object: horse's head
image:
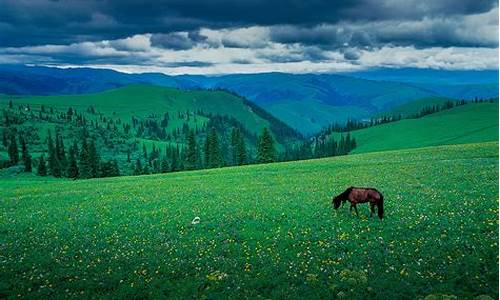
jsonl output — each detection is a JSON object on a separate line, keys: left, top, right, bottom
{"left": 332, "top": 194, "right": 343, "bottom": 209}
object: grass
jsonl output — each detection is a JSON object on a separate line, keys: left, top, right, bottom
{"left": 333, "top": 103, "right": 498, "bottom": 154}
{"left": 0, "top": 84, "right": 273, "bottom": 136}
{"left": 0, "top": 141, "right": 498, "bottom": 299}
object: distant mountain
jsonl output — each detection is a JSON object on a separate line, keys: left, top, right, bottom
{"left": 345, "top": 68, "right": 498, "bottom": 85}
{"left": 0, "top": 65, "right": 497, "bottom": 135}
{"left": 0, "top": 65, "right": 180, "bottom": 95}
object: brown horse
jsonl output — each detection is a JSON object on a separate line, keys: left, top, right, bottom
{"left": 332, "top": 187, "right": 384, "bottom": 219}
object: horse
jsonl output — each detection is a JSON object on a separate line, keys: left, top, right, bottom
{"left": 332, "top": 187, "right": 384, "bottom": 219}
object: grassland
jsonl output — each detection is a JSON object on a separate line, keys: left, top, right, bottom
{"left": 333, "top": 103, "right": 498, "bottom": 154}
{"left": 1, "top": 141, "right": 497, "bottom": 299}
{"left": 1, "top": 85, "right": 274, "bottom": 136}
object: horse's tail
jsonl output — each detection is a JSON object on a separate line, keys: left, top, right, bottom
{"left": 377, "top": 194, "right": 384, "bottom": 219}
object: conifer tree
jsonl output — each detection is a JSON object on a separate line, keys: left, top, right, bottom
{"left": 56, "top": 133, "right": 67, "bottom": 171}
{"left": 133, "top": 158, "right": 143, "bottom": 175}
{"left": 204, "top": 127, "right": 223, "bottom": 168}
{"left": 20, "top": 136, "right": 32, "bottom": 172}
{"left": 47, "top": 130, "right": 62, "bottom": 177}
{"left": 37, "top": 155, "right": 47, "bottom": 176}
{"left": 78, "top": 139, "right": 91, "bottom": 179}
{"left": 230, "top": 127, "right": 240, "bottom": 166}
{"left": 256, "top": 127, "right": 275, "bottom": 164}
{"left": 160, "top": 156, "right": 169, "bottom": 173}
{"left": 7, "top": 133, "right": 19, "bottom": 166}
{"left": 67, "top": 141, "right": 79, "bottom": 178}
{"left": 88, "top": 139, "right": 100, "bottom": 178}
{"left": 236, "top": 132, "right": 247, "bottom": 165}
{"left": 184, "top": 130, "right": 198, "bottom": 170}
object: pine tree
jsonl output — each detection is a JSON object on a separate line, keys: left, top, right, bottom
{"left": 37, "top": 155, "right": 47, "bottom": 176}
{"left": 20, "top": 136, "right": 32, "bottom": 172}
{"left": 47, "top": 130, "right": 61, "bottom": 177}
{"left": 88, "top": 139, "right": 100, "bottom": 178}
{"left": 236, "top": 132, "right": 247, "bottom": 165}
{"left": 160, "top": 156, "right": 169, "bottom": 173}
{"left": 256, "top": 127, "right": 275, "bottom": 164}
{"left": 7, "top": 133, "right": 19, "bottom": 166}
{"left": 66, "top": 141, "right": 79, "bottom": 179}
{"left": 184, "top": 130, "right": 198, "bottom": 170}
{"left": 78, "top": 139, "right": 92, "bottom": 179}
{"left": 230, "top": 127, "right": 240, "bottom": 166}
{"left": 55, "top": 132, "right": 67, "bottom": 171}
{"left": 112, "top": 160, "right": 120, "bottom": 177}
{"left": 133, "top": 158, "right": 143, "bottom": 175}
{"left": 204, "top": 127, "right": 223, "bottom": 168}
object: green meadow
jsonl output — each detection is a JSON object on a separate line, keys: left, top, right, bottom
{"left": 333, "top": 102, "right": 498, "bottom": 154}
{"left": 1, "top": 85, "right": 278, "bottom": 136}
{"left": 1, "top": 142, "right": 498, "bottom": 299}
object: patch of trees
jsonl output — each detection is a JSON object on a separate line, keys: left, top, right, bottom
{"left": 1, "top": 97, "right": 357, "bottom": 180}
{"left": 282, "top": 133, "right": 357, "bottom": 162}
{"left": 317, "top": 98, "right": 495, "bottom": 139}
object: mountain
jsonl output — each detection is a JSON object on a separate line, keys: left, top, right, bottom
{"left": 346, "top": 68, "right": 499, "bottom": 100}
{"left": 1, "top": 65, "right": 498, "bottom": 135}
{"left": 178, "top": 73, "right": 438, "bottom": 134}
{"left": 0, "top": 65, "right": 180, "bottom": 95}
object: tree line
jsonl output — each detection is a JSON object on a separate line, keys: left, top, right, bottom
{"left": 317, "top": 98, "right": 495, "bottom": 138}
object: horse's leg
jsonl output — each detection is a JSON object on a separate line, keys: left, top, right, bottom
{"left": 353, "top": 205, "right": 359, "bottom": 217}
{"left": 350, "top": 204, "right": 353, "bottom": 212}
{"left": 370, "top": 203, "right": 375, "bottom": 217}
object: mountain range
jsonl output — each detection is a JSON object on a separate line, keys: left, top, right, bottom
{"left": 1, "top": 65, "right": 497, "bottom": 135}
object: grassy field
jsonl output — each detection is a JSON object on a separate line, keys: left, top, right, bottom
{"left": 333, "top": 103, "right": 498, "bottom": 154}
{"left": 1, "top": 141, "right": 498, "bottom": 299}
{"left": 0, "top": 85, "right": 275, "bottom": 136}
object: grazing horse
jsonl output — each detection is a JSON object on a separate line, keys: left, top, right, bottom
{"left": 332, "top": 187, "right": 384, "bottom": 219}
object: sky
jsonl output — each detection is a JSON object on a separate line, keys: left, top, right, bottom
{"left": 0, "top": 0, "right": 498, "bottom": 75}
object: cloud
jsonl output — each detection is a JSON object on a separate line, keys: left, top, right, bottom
{"left": 150, "top": 32, "right": 199, "bottom": 50}
{"left": 0, "top": 0, "right": 497, "bottom": 73}
{"left": 269, "top": 6, "right": 499, "bottom": 49}
{"left": 2, "top": 32, "right": 496, "bottom": 75}
{"left": 0, "top": 0, "right": 497, "bottom": 47}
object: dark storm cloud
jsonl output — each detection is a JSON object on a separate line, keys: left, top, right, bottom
{"left": 269, "top": 7, "right": 499, "bottom": 50}
{"left": 0, "top": 0, "right": 497, "bottom": 47}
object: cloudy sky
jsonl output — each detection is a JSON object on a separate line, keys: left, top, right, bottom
{"left": 0, "top": 0, "right": 498, "bottom": 74}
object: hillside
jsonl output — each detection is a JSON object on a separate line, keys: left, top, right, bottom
{"left": 375, "top": 96, "right": 455, "bottom": 117}
{"left": 1, "top": 142, "right": 497, "bottom": 299}
{"left": 4, "top": 85, "right": 287, "bottom": 136}
{"left": 178, "top": 73, "right": 437, "bottom": 134}
{"left": 332, "top": 103, "right": 498, "bottom": 154}
{"left": 0, "top": 85, "right": 302, "bottom": 176}
{"left": 2, "top": 65, "right": 498, "bottom": 135}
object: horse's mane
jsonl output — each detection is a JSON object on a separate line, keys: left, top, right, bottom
{"left": 340, "top": 187, "right": 354, "bottom": 197}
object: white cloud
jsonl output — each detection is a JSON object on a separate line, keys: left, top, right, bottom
{"left": 0, "top": 22, "right": 497, "bottom": 75}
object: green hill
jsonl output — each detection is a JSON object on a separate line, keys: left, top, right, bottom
{"left": 0, "top": 85, "right": 302, "bottom": 176}
{"left": 375, "top": 96, "right": 454, "bottom": 117}
{"left": 332, "top": 103, "right": 498, "bottom": 154}
{"left": 2, "top": 84, "right": 294, "bottom": 138}
{"left": 1, "top": 142, "right": 497, "bottom": 299}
